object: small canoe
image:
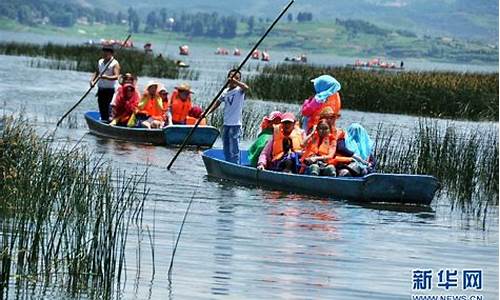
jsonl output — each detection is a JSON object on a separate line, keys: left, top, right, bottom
{"left": 202, "top": 149, "right": 439, "bottom": 205}
{"left": 84, "top": 111, "right": 219, "bottom": 147}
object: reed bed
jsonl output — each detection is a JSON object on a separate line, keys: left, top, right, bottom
{"left": 0, "top": 118, "right": 147, "bottom": 298}
{"left": 0, "top": 42, "right": 199, "bottom": 80}
{"left": 374, "top": 121, "right": 498, "bottom": 220}
{"left": 246, "top": 64, "right": 498, "bottom": 121}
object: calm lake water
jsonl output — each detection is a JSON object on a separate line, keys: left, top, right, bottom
{"left": 0, "top": 39, "right": 498, "bottom": 300}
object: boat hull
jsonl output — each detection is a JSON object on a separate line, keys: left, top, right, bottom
{"left": 202, "top": 149, "right": 439, "bottom": 205}
{"left": 84, "top": 111, "right": 219, "bottom": 147}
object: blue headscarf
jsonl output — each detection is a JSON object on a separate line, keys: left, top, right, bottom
{"left": 345, "top": 123, "right": 374, "bottom": 161}
{"left": 311, "top": 75, "right": 341, "bottom": 103}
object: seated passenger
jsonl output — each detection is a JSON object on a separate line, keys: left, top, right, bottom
{"left": 110, "top": 83, "right": 139, "bottom": 127}
{"left": 170, "top": 83, "right": 193, "bottom": 125}
{"left": 300, "top": 119, "right": 337, "bottom": 176}
{"left": 343, "top": 123, "right": 376, "bottom": 176}
{"left": 137, "top": 81, "right": 164, "bottom": 129}
{"left": 158, "top": 86, "right": 173, "bottom": 126}
{"left": 301, "top": 75, "right": 342, "bottom": 133}
{"left": 257, "top": 112, "right": 303, "bottom": 173}
{"left": 111, "top": 73, "right": 138, "bottom": 117}
{"left": 247, "top": 111, "right": 282, "bottom": 167}
{"left": 186, "top": 106, "right": 207, "bottom": 125}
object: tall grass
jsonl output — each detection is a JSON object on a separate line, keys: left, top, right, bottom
{"left": 0, "top": 42, "right": 199, "bottom": 80}
{"left": 246, "top": 64, "right": 498, "bottom": 121}
{"left": 373, "top": 120, "right": 497, "bottom": 219}
{"left": 0, "top": 118, "right": 147, "bottom": 298}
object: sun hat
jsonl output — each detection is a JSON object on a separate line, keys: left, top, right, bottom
{"left": 264, "top": 111, "right": 283, "bottom": 122}
{"left": 176, "top": 83, "right": 193, "bottom": 93}
{"left": 281, "top": 112, "right": 296, "bottom": 123}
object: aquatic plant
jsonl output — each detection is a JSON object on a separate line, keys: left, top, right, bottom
{"left": 246, "top": 64, "right": 498, "bottom": 121}
{"left": 0, "top": 118, "right": 148, "bottom": 298}
{"left": 0, "top": 42, "right": 199, "bottom": 80}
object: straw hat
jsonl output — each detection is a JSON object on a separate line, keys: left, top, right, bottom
{"left": 176, "top": 83, "right": 194, "bottom": 93}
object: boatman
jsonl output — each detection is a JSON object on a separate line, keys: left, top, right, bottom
{"left": 207, "top": 69, "right": 249, "bottom": 164}
{"left": 90, "top": 45, "right": 120, "bottom": 122}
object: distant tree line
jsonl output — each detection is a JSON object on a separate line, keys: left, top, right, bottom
{"left": 335, "top": 18, "right": 391, "bottom": 37}
{"left": 0, "top": 0, "right": 116, "bottom": 27}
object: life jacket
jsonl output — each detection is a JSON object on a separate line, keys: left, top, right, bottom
{"left": 170, "top": 89, "right": 192, "bottom": 124}
{"left": 308, "top": 93, "right": 342, "bottom": 132}
{"left": 271, "top": 124, "right": 303, "bottom": 162}
{"left": 186, "top": 116, "right": 207, "bottom": 126}
{"left": 137, "top": 96, "right": 164, "bottom": 120}
{"left": 301, "top": 132, "right": 336, "bottom": 164}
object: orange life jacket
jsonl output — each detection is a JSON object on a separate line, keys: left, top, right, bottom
{"left": 138, "top": 96, "right": 164, "bottom": 120}
{"left": 301, "top": 132, "right": 336, "bottom": 164}
{"left": 272, "top": 124, "right": 303, "bottom": 162}
{"left": 170, "top": 89, "right": 192, "bottom": 124}
{"left": 186, "top": 116, "right": 207, "bottom": 126}
{"left": 308, "top": 93, "right": 342, "bottom": 132}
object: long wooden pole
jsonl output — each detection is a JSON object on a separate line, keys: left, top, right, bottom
{"left": 167, "top": 0, "right": 295, "bottom": 170}
{"left": 56, "top": 34, "right": 132, "bottom": 127}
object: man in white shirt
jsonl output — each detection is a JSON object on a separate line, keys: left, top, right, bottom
{"left": 90, "top": 46, "right": 120, "bottom": 122}
{"left": 208, "top": 69, "right": 249, "bottom": 164}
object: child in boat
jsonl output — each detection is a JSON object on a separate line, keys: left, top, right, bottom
{"left": 247, "top": 111, "right": 282, "bottom": 167}
{"left": 137, "top": 81, "right": 164, "bottom": 129}
{"left": 300, "top": 119, "right": 337, "bottom": 176}
{"left": 110, "top": 83, "right": 139, "bottom": 127}
{"left": 170, "top": 83, "right": 193, "bottom": 125}
{"left": 158, "top": 85, "right": 173, "bottom": 126}
{"left": 301, "top": 75, "right": 342, "bottom": 134}
{"left": 257, "top": 112, "right": 303, "bottom": 173}
{"left": 207, "top": 69, "right": 249, "bottom": 164}
{"left": 186, "top": 106, "right": 207, "bottom": 125}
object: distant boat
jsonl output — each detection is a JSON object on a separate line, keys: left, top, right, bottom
{"left": 215, "top": 48, "right": 229, "bottom": 55}
{"left": 100, "top": 39, "right": 134, "bottom": 48}
{"left": 261, "top": 51, "right": 270, "bottom": 62}
{"left": 347, "top": 58, "right": 405, "bottom": 71}
{"left": 175, "top": 60, "right": 190, "bottom": 68}
{"left": 284, "top": 54, "right": 307, "bottom": 63}
{"left": 251, "top": 49, "right": 260, "bottom": 59}
{"left": 233, "top": 48, "right": 241, "bottom": 56}
{"left": 179, "top": 45, "right": 189, "bottom": 56}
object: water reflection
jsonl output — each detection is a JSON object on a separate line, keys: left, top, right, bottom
{"left": 211, "top": 194, "right": 236, "bottom": 296}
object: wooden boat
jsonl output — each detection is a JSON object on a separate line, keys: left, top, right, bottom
{"left": 84, "top": 111, "right": 219, "bottom": 147}
{"left": 202, "top": 149, "right": 439, "bottom": 205}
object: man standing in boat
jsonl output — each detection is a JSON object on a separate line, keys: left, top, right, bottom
{"left": 207, "top": 69, "right": 249, "bottom": 164}
{"left": 90, "top": 46, "right": 120, "bottom": 122}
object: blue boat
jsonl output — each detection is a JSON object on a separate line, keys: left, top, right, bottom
{"left": 84, "top": 111, "right": 219, "bottom": 147}
{"left": 202, "top": 149, "right": 439, "bottom": 205}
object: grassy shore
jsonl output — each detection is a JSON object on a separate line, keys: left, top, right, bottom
{"left": 0, "top": 41, "right": 199, "bottom": 80}
{"left": 246, "top": 64, "right": 499, "bottom": 121}
{"left": 0, "top": 117, "right": 148, "bottom": 298}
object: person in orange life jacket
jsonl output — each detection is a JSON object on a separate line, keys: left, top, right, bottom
{"left": 300, "top": 119, "right": 337, "bottom": 176}
{"left": 110, "top": 83, "right": 139, "bottom": 127}
{"left": 111, "top": 73, "right": 138, "bottom": 118}
{"left": 317, "top": 107, "right": 370, "bottom": 176}
{"left": 90, "top": 46, "right": 121, "bottom": 122}
{"left": 301, "top": 74, "right": 342, "bottom": 133}
{"left": 186, "top": 106, "right": 207, "bottom": 125}
{"left": 257, "top": 112, "right": 303, "bottom": 173}
{"left": 158, "top": 85, "right": 173, "bottom": 126}
{"left": 207, "top": 69, "right": 249, "bottom": 164}
{"left": 170, "top": 83, "right": 193, "bottom": 125}
{"left": 137, "top": 81, "right": 164, "bottom": 129}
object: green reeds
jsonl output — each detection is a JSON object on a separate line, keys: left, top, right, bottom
{"left": 374, "top": 120, "right": 498, "bottom": 221}
{"left": 0, "top": 118, "right": 147, "bottom": 298}
{"left": 0, "top": 42, "right": 199, "bottom": 80}
{"left": 246, "top": 64, "right": 499, "bottom": 121}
